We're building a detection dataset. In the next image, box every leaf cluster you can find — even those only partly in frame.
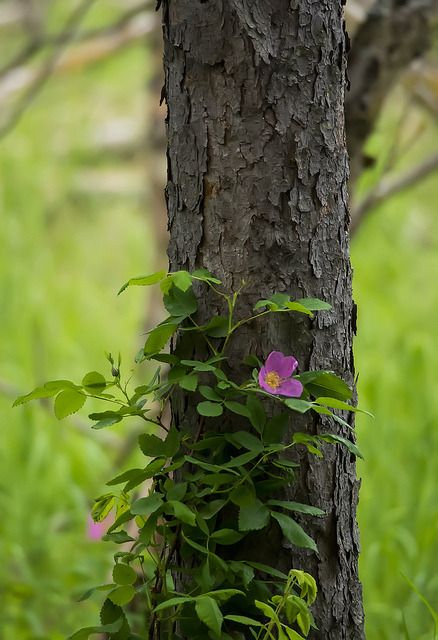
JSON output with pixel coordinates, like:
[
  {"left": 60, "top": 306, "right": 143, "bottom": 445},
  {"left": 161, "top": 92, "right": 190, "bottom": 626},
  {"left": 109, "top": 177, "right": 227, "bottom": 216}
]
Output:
[{"left": 15, "top": 270, "right": 366, "bottom": 639}]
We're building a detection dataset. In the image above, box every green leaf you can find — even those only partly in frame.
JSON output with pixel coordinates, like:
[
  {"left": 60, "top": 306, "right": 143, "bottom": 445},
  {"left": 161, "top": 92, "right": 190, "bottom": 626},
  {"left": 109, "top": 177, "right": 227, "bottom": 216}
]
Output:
[
  {"left": 199, "top": 499, "right": 227, "bottom": 519},
  {"left": 246, "top": 561, "right": 289, "bottom": 580},
  {"left": 315, "top": 396, "right": 373, "bottom": 417},
  {"left": 106, "top": 468, "right": 144, "bottom": 486},
  {"left": 210, "top": 529, "right": 245, "bottom": 545},
  {"left": 298, "top": 371, "right": 352, "bottom": 401},
  {"left": 144, "top": 319, "right": 178, "bottom": 356},
  {"left": 92, "top": 494, "right": 115, "bottom": 522},
  {"left": 285, "top": 301, "right": 314, "bottom": 317},
  {"left": 191, "top": 269, "right": 222, "bottom": 284},
  {"left": 204, "top": 316, "right": 229, "bottom": 338},
  {"left": 246, "top": 395, "right": 266, "bottom": 433},
  {"left": 195, "top": 596, "right": 223, "bottom": 636},
  {"left": 13, "top": 384, "right": 59, "bottom": 406},
  {"left": 267, "top": 500, "right": 324, "bottom": 516},
  {"left": 222, "top": 450, "right": 259, "bottom": 467},
  {"left": 108, "top": 585, "right": 135, "bottom": 606},
  {"left": 204, "top": 588, "right": 245, "bottom": 603},
  {"left": 319, "top": 433, "right": 363, "bottom": 459},
  {"left": 197, "top": 401, "right": 223, "bottom": 417},
  {"left": 102, "top": 530, "right": 134, "bottom": 544},
  {"left": 179, "top": 374, "right": 198, "bottom": 392},
  {"left": 225, "top": 615, "right": 263, "bottom": 627},
  {"left": 112, "top": 563, "right": 137, "bottom": 585},
  {"left": 154, "top": 596, "right": 195, "bottom": 612},
  {"left": 271, "top": 512, "right": 317, "bottom": 552},
  {"left": 284, "top": 398, "right": 313, "bottom": 414},
  {"left": 297, "top": 297, "right": 332, "bottom": 311},
  {"left": 164, "top": 285, "right": 197, "bottom": 317},
  {"left": 199, "top": 385, "right": 222, "bottom": 402},
  {"left": 138, "top": 433, "right": 168, "bottom": 457},
  {"left": 224, "top": 400, "right": 252, "bottom": 419},
  {"left": 168, "top": 500, "right": 196, "bottom": 526},
  {"left": 68, "top": 619, "right": 123, "bottom": 640},
  {"left": 225, "top": 431, "right": 263, "bottom": 452},
  {"left": 131, "top": 493, "right": 163, "bottom": 516},
  {"left": 171, "top": 270, "right": 193, "bottom": 291},
  {"left": 54, "top": 389, "right": 85, "bottom": 420},
  {"left": 239, "top": 499, "right": 270, "bottom": 531},
  {"left": 82, "top": 371, "right": 106, "bottom": 392},
  {"left": 118, "top": 270, "right": 166, "bottom": 295},
  {"left": 230, "top": 484, "right": 256, "bottom": 507}
]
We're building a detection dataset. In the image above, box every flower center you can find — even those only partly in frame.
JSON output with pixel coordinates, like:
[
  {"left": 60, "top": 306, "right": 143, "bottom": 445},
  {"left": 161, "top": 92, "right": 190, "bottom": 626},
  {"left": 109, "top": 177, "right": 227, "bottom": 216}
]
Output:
[{"left": 265, "top": 371, "right": 281, "bottom": 390}]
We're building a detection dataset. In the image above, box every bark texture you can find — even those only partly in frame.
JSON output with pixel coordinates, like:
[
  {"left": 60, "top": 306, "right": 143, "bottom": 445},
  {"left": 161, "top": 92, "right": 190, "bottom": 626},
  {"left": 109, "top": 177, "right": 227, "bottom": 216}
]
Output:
[
  {"left": 162, "top": 1, "right": 364, "bottom": 637},
  {"left": 346, "top": 0, "right": 437, "bottom": 185}
]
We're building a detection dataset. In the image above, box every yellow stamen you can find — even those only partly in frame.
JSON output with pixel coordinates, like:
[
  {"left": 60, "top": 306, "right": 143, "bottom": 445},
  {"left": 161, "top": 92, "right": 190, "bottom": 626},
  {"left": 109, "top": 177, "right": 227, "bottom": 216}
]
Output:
[{"left": 265, "top": 371, "right": 281, "bottom": 390}]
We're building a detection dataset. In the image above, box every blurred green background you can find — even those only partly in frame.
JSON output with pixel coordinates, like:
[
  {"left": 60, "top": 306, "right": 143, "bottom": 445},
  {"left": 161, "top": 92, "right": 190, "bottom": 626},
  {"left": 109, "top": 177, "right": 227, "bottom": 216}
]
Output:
[{"left": 1, "top": 1, "right": 437, "bottom": 639}]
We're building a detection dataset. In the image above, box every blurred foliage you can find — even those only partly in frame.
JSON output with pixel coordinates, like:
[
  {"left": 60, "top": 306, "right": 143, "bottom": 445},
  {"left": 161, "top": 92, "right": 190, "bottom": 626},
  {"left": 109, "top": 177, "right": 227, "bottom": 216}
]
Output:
[
  {"left": 354, "top": 85, "right": 438, "bottom": 640},
  {"left": 1, "top": 1, "right": 438, "bottom": 639}
]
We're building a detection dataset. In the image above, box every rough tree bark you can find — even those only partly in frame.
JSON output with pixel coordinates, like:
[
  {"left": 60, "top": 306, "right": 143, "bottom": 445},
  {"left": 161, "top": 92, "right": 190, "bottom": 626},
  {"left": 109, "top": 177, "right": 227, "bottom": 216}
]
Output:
[{"left": 162, "top": 1, "right": 364, "bottom": 638}]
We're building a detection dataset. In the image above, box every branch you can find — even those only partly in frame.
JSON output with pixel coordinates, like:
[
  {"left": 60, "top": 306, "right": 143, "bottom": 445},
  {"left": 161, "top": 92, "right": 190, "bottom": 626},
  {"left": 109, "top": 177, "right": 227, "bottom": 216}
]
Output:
[
  {"left": 346, "top": 0, "right": 438, "bottom": 186},
  {"left": 0, "top": 1, "right": 153, "bottom": 80},
  {"left": 351, "top": 150, "right": 438, "bottom": 234},
  {"left": 0, "top": 0, "right": 98, "bottom": 139}
]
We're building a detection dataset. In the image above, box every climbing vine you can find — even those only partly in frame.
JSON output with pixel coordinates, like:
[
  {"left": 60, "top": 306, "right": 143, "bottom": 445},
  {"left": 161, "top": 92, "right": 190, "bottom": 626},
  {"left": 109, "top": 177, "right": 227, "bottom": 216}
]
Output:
[{"left": 15, "top": 270, "right": 364, "bottom": 640}]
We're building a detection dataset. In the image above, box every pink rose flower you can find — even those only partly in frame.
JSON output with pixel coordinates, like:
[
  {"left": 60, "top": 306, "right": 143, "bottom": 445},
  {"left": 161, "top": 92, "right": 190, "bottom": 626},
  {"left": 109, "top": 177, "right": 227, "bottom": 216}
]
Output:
[{"left": 258, "top": 351, "right": 303, "bottom": 397}]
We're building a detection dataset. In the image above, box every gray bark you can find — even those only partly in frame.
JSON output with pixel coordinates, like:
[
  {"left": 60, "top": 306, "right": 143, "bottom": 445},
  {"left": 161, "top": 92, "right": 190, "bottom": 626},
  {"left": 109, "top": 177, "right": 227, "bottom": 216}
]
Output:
[{"left": 162, "top": 1, "right": 364, "bottom": 638}]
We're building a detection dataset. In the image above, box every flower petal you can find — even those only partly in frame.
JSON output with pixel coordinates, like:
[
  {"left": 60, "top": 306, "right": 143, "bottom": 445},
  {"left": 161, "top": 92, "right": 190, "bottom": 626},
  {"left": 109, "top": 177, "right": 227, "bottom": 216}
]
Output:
[
  {"left": 277, "top": 378, "right": 303, "bottom": 398},
  {"left": 276, "top": 355, "right": 298, "bottom": 377},
  {"left": 259, "top": 366, "right": 271, "bottom": 392},
  {"left": 265, "top": 351, "right": 286, "bottom": 373}
]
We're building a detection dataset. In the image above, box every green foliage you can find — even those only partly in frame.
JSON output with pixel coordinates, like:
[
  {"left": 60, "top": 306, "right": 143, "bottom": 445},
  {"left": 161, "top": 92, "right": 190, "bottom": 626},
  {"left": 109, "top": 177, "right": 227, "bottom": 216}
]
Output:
[{"left": 16, "top": 270, "right": 363, "bottom": 639}]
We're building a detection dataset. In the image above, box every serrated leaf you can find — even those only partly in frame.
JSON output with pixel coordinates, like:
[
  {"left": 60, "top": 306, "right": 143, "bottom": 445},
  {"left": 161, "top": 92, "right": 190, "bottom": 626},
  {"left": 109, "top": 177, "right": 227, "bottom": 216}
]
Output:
[
  {"left": 230, "top": 484, "right": 256, "bottom": 507},
  {"left": 13, "top": 385, "right": 59, "bottom": 407},
  {"left": 68, "top": 619, "right": 123, "bottom": 640},
  {"left": 197, "top": 401, "right": 223, "bottom": 417},
  {"left": 204, "top": 315, "right": 229, "bottom": 337},
  {"left": 179, "top": 374, "right": 198, "bottom": 392},
  {"left": 54, "top": 389, "right": 85, "bottom": 419},
  {"left": 118, "top": 270, "right": 166, "bottom": 295},
  {"left": 239, "top": 500, "right": 270, "bottom": 531},
  {"left": 108, "top": 585, "right": 135, "bottom": 606},
  {"left": 112, "top": 563, "right": 137, "bottom": 585},
  {"left": 195, "top": 596, "right": 223, "bottom": 636},
  {"left": 271, "top": 512, "right": 317, "bottom": 552},
  {"left": 144, "top": 319, "right": 178, "bottom": 356},
  {"left": 82, "top": 371, "right": 106, "bottom": 392},
  {"left": 164, "top": 285, "right": 197, "bottom": 317},
  {"left": 171, "top": 270, "right": 193, "bottom": 291}
]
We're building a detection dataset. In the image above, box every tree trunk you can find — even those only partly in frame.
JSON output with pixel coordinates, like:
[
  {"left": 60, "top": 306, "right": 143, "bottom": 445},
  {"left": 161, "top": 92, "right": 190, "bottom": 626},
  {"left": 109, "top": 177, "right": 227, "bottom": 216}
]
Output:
[{"left": 162, "top": 1, "right": 364, "bottom": 638}]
